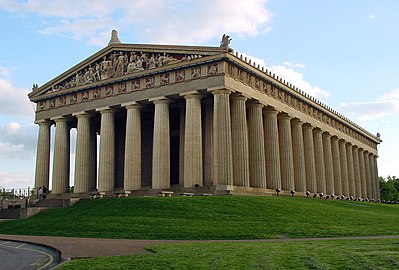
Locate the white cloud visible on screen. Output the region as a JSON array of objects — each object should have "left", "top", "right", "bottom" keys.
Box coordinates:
[
  {"left": 235, "top": 52, "right": 329, "bottom": 99},
  {"left": 0, "top": 79, "right": 34, "bottom": 118},
  {"left": 0, "top": 66, "right": 14, "bottom": 77},
  {"left": 0, "top": 122, "right": 38, "bottom": 159},
  {"left": 368, "top": 14, "right": 375, "bottom": 20},
  {"left": 339, "top": 88, "right": 399, "bottom": 121},
  {"left": 0, "top": 66, "right": 35, "bottom": 118},
  {"left": 268, "top": 64, "right": 329, "bottom": 99},
  {"left": 0, "top": 171, "right": 33, "bottom": 189},
  {"left": 283, "top": 61, "right": 306, "bottom": 68},
  {"left": 0, "top": 0, "right": 273, "bottom": 45}
]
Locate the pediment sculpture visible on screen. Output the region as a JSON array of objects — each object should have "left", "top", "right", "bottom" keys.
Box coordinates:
[{"left": 47, "top": 51, "right": 204, "bottom": 94}]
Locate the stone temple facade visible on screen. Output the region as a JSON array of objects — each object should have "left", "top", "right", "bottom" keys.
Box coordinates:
[{"left": 29, "top": 31, "right": 381, "bottom": 199}]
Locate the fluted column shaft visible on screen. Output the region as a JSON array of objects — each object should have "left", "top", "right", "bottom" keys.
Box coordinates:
[
  {"left": 346, "top": 144, "right": 355, "bottom": 197},
  {"left": 230, "top": 94, "right": 250, "bottom": 187},
  {"left": 52, "top": 117, "right": 70, "bottom": 194},
  {"left": 123, "top": 103, "right": 142, "bottom": 190},
  {"left": 264, "top": 108, "right": 282, "bottom": 190},
  {"left": 179, "top": 105, "right": 185, "bottom": 185},
  {"left": 34, "top": 120, "right": 52, "bottom": 189},
  {"left": 89, "top": 121, "right": 97, "bottom": 191},
  {"left": 303, "top": 124, "right": 317, "bottom": 193},
  {"left": 364, "top": 151, "right": 372, "bottom": 199},
  {"left": 98, "top": 108, "right": 115, "bottom": 192},
  {"left": 204, "top": 100, "right": 213, "bottom": 185},
  {"left": 323, "top": 133, "right": 334, "bottom": 195},
  {"left": 359, "top": 149, "right": 367, "bottom": 198},
  {"left": 248, "top": 102, "right": 267, "bottom": 188},
  {"left": 331, "top": 137, "right": 342, "bottom": 196},
  {"left": 346, "top": 143, "right": 356, "bottom": 197},
  {"left": 339, "top": 140, "right": 349, "bottom": 197},
  {"left": 313, "top": 128, "right": 326, "bottom": 193},
  {"left": 183, "top": 93, "right": 203, "bottom": 187},
  {"left": 291, "top": 119, "right": 306, "bottom": 192},
  {"left": 278, "top": 114, "right": 294, "bottom": 191},
  {"left": 212, "top": 89, "right": 233, "bottom": 185},
  {"left": 353, "top": 146, "right": 361, "bottom": 197},
  {"left": 74, "top": 113, "right": 94, "bottom": 193},
  {"left": 369, "top": 154, "right": 376, "bottom": 200},
  {"left": 373, "top": 156, "right": 380, "bottom": 200},
  {"left": 152, "top": 98, "right": 170, "bottom": 189}
]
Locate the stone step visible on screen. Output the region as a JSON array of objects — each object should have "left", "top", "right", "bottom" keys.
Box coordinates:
[{"left": 0, "top": 209, "right": 21, "bottom": 219}]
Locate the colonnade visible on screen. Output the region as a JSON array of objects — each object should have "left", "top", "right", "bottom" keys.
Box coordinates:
[{"left": 34, "top": 89, "right": 380, "bottom": 199}]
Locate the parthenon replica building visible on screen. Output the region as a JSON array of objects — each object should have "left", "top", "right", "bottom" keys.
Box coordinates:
[{"left": 29, "top": 31, "right": 381, "bottom": 199}]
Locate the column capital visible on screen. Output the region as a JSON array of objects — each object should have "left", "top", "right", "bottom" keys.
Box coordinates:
[
  {"left": 331, "top": 135, "right": 340, "bottom": 142},
  {"left": 50, "top": 116, "right": 69, "bottom": 123},
  {"left": 34, "top": 119, "right": 52, "bottom": 126},
  {"left": 230, "top": 92, "right": 249, "bottom": 101},
  {"left": 264, "top": 106, "right": 279, "bottom": 115},
  {"left": 121, "top": 101, "right": 143, "bottom": 109},
  {"left": 278, "top": 112, "right": 292, "bottom": 120},
  {"left": 149, "top": 96, "right": 171, "bottom": 104},
  {"left": 208, "top": 88, "right": 232, "bottom": 96},
  {"left": 72, "top": 111, "right": 94, "bottom": 118},
  {"left": 291, "top": 118, "right": 303, "bottom": 125},
  {"left": 247, "top": 100, "right": 264, "bottom": 108},
  {"left": 181, "top": 91, "right": 203, "bottom": 100},
  {"left": 96, "top": 106, "right": 117, "bottom": 113},
  {"left": 207, "top": 86, "right": 235, "bottom": 94},
  {"left": 303, "top": 123, "right": 313, "bottom": 129}
]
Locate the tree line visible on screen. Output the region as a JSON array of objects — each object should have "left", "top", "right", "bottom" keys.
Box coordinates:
[{"left": 379, "top": 176, "right": 399, "bottom": 202}]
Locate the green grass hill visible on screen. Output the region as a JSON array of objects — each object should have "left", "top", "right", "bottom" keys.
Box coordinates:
[{"left": 0, "top": 196, "right": 398, "bottom": 240}]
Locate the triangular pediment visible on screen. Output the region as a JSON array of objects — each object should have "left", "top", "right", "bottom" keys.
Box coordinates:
[{"left": 29, "top": 43, "right": 229, "bottom": 101}]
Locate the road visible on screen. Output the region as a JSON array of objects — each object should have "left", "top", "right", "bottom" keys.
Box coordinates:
[{"left": 0, "top": 240, "right": 61, "bottom": 270}]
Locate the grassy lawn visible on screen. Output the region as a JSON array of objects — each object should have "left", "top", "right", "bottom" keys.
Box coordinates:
[
  {"left": 58, "top": 238, "right": 399, "bottom": 269},
  {"left": 0, "top": 196, "right": 398, "bottom": 240}
]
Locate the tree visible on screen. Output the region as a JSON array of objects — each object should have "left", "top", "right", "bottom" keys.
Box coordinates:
[{"left": 379, "top": 176, "right": 399, "bottom": 201}]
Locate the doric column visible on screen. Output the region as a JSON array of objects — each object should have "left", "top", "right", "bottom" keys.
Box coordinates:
[
  {"left": 73, "top": 112, "right": 94, "bottom": 193},
  {"left": 51, "top": 117, "right": 70, "bottom": 194},
  {"left": 97, "top": 107, "right": 116, "bottom": 192},
  {"left": 278, "top": 113, "right": 294, "bottom": 191},
  {"left": 313, "top": 128, "right": 326, "bottom": 193},
  {"left": 179, "top": 104, "right": 185, "bottom": 185},
  {"left": 123, "top": 103, "right": 142, "bottom": 190},
  {"left": 346, "top": 143, "right": 355, "bottom": 197},
  {"left": 264, "top": 107, "right": 282, "bottom": 190},
  {"left": 303, "top": 124, "right": 317, "bottom": 193},
  {"left": 151, "top": 97, "right": 170, "bottom": 189},
  {"left": 230, "top": 94, "right": 250, "bottom": 187},
  {"left": 204, "top": 99, "right": 213, "bottom": 185},
  {"left": 291, "top": 119, "right": 306, "bottom": 193},
  {"left": 211, "top": 89, "right": 233, "bottom": 185},
  {"left": 182, "top": 92, "right": 203, "bottom": 187},
  {"left": 352, "top": 146, "right": 361, "bottom": 197},
  {"left": 369, "top": 154, "right": 376, "bottom": 200},
  {"left": 89, "top": 120, "right": 97, "bottom": 191},
  {"left": 248, "top": 101, "right": 267, "bottom": 188},
  {"left": 339, "top": 140, "right": 349, "bottom": 197},
  {"left": 358, "top": 149, "right": 367, "bottom": 198},
  {"left": 373, "top": 155, "right": 380, "bottom": 200},
  {"left": 364, "top": 151, "right": 372, "bottom": 199},
  {"left": 323, "top": 133, "right": 334, "bottom": 195},
  {"left": 331, "top": 136, "right": 342, "bottom": 196},
  {"left": 34, "top": 120, "right": 52, "bottom": 189}
]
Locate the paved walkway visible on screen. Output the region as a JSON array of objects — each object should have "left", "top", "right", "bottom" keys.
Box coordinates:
[{"left": 1, "top": 234, "right": 398, "bottom": 259}]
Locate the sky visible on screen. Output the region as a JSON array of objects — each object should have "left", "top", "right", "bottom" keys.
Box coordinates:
[{"left": 0, "top": 0, "right": 398, "bottom": 189}]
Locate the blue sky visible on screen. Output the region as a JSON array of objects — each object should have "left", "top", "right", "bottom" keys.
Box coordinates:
[{"left": 0, "top": 0, "right": 398, "bottom": 189}]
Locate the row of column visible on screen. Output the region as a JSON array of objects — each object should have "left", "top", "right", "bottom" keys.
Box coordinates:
[
  {"left": 210, "top": 90, "right": 380, "bottom": 199},
  {"left": 34, "top": 89, "right": 380, "bottom": 199}
]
